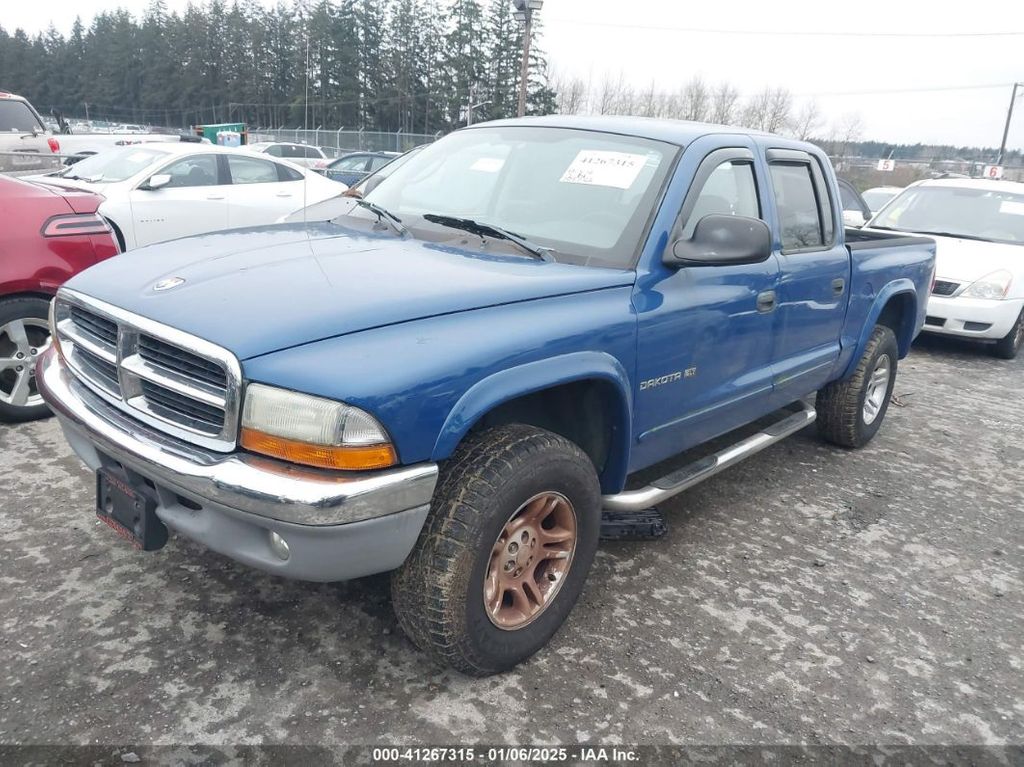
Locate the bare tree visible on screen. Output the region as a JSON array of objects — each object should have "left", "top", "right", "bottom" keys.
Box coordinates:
[
  {"left": 596, "top": 72, "right": 626, "bottom": 115},
  {"left": 831, "top": 111, "right": 865, "bottom": 158},
  {"left": 553, "top": 73, "right": 588, "bottom": 115},
  {"left": 680, "top": 76, "right": 710, "bottom": 122},
  {"left": 709, "top": 82, "right": 740, "bottom": 125},
  {"left": 740, "top": 87, "right": 792, "bottom": 133},
  {"left": 789, "top": 99, "right": 822, "bottom": 140}
]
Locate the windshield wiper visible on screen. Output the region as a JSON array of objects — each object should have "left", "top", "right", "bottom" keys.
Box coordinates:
[
  {"left": 422, "top": 214, "right": 554, "bottom": 261},
  {"left": 355, "top": 199, "right": 407, "bottom": 237}
]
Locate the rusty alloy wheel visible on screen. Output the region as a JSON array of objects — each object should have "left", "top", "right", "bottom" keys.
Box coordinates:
[{"left": 484, "top": 491, "right": 578, "bottom": 630}]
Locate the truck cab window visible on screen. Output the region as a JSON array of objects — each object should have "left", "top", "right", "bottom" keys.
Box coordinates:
[
  {"left": 770, "top": 162, "right": 824, "bottom": 251},
  {"left": 682, "top": 160, "right": 760, "bottom": 238}
]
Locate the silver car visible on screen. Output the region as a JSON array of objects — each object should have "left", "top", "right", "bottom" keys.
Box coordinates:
[{"left": 0, "top": 92, "right": 60, "bottom": 174}]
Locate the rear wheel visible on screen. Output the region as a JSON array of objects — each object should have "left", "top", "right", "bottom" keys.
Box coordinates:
[
  {"left": 991, "top": 309, "right": 1024, "bottom": 360},
  {"left": 391, "top": 424, "right": 601, "bottom": 676},
  {"left": 0, "top": 297, "right": 54, "bottom": 423},
  {"left": 816, "top": 325, "right": 898, "bottom": 448}
]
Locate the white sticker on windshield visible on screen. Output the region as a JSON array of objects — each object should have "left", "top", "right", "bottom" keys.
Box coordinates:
[
  {"left": 999, "top": 200, "right": 1024, "bottom": 215},
  {"left": 559, "top": 150, "right": 649, "bottom": 189},
  {"left": 470, "top": 157, "right": 505, "bottom": 173}
]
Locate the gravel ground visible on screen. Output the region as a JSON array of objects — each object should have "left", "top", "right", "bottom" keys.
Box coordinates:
[{"left": 0, "top": 334, "right": 1021, "bottom": 754}]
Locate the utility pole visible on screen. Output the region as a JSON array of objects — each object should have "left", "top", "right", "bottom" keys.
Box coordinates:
[
  {"left": 513, "top": 1, "right": 544, "bottom": 118},
  {"left": 997, "top": 82, "right": 1022, "bottom": 166},
  {"left": 467, "top": 83, "right": 477, "bottom": 126}
]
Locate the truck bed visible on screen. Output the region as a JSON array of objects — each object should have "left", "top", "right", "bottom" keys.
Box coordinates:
[{"left": 845, "top": 226, "right": 934, "bottom": 251}]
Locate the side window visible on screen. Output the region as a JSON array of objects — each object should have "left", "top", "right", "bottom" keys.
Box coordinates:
[
  {"left": 681, "top": 160, "right": 760, "bottom": 238},
  {"left": 838, "top": 181, "right": 859, "bottom": 212},
  {"left": 303, "top": 146, "right": 322, "bottom": 159},
  {"left": 769, "top": 163, "right": 824, "bottom": 251},
  {"left": 264, "top": 145, "right": 284, "bottom": 157},
  {"left": 160, "top": 155, "right": 219, "bottom": 187},
  {"left": 277, "top": 163, "right": 304, "bottom": 182},
  {"left": 227, "top": 155, "right": 280, "bottom": 184},
  {"left": 332, "top": 155, "right": 369, "bottom": 171},
  {"left": 368, "top": 155, "right": 393, "bottom": 172}
]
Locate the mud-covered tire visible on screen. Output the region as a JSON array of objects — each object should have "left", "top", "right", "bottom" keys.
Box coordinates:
[
  {"left": 391, "top": 424, "right": 601, "bottom": 676},
  {"left": 816, "top": 325, "right": 899, "bottom": 448},
  {"left": 991, "top": 309, "right": 1024, "bottom": 360},
  {"left": 0, "top": 296, "right": 53, "bottom": 423}
]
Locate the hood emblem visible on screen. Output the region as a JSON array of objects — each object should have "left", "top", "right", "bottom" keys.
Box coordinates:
[{"left": 153, "top": 277, "right": 185, "bottom": 292}]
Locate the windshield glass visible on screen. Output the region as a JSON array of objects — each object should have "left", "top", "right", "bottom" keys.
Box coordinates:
[
  {"left": 0, "top": 100, "right": 44, "bottom": 133},
  {"left": 863, "top": 189, "right": 898, "bottom": 210},
  {"left": 872, "top": 185, "right": 1024, "bottom": 244},
  {"left": 361, "top": 126, "right": 678, "bottom": 267},
  {"left": 63, "top": 146, "right": 169, "bottom": 182}
]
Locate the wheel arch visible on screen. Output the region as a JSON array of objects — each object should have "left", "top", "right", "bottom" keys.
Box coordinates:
[
  {"left": 431, "top": 352, "right": 634, "bottom": 494},
  {"left": 841, "top": 281, "right": 918, "bottom": 379}
]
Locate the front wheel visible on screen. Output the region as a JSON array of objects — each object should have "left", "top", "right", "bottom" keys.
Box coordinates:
[
  {"left": 816, "top": 324, "right": 899, "bottom": 448},
  {"left": 991, "top": 309, "right": 1024, "bottom": 360},
  {"left": 391, "top": 424, "right": 601, "bottom": 676},
  {"left": 0, "top": 296, "right": 54, "bottom": 423}
]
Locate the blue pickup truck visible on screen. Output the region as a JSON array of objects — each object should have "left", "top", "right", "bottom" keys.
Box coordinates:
[{"left": 38, "top": 116, "right": 935, "bottom": 675}]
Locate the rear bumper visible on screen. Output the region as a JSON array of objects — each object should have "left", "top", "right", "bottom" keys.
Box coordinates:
[
  {"left": 38, "top": 347, "right": 438, "bottom": 581},
  {"left": 924, "top": 295, "right": 1023, "bottom": 340}
]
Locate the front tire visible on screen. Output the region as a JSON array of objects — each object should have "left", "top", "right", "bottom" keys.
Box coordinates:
[
  {"left": 991, "top": 309, "right": 1024, "bottom": 360},
  {"left": 391, "top": 424, "right": 601, "bottom": 676},
  {"left": 816, "top": 325, "right": 899, "bottom": 448},
  {"left": 0, "top": 296, "right": 54, "bottom": 423}
]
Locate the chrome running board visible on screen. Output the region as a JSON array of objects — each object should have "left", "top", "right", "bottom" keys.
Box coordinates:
[{"left": 602, "top": 401, "right": 817, "bottom": 513}]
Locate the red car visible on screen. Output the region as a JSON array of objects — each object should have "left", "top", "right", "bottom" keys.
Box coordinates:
[{"left": 0, "top": 174, "right": 119, "bottom": 422}]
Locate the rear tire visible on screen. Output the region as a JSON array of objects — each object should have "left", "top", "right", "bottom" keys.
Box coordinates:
[
  {"left": 0, "top": 296, "right": 54, "bottom": 423},
  {"left": 991, "top": 309, "right": 1024, "bottom": 360},
  {"left": 391, "top": 424, "right": 601, "bottom": 676},
  {"left": 816, "top": 325, "right": 898, "bottom": 448}
]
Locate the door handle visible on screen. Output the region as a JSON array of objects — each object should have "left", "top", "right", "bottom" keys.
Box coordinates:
[
  {"left": 757, "top": 290, "right": 776, "bottom": 313},
  {"left": 206, "top": 194, "right": 225, "bottom": 200},
  {"left": 275, "top": 192, "right": 293, "bottom": 198},
  {"left": 832, "top": 278, "right": 846, "bottom": 296}
]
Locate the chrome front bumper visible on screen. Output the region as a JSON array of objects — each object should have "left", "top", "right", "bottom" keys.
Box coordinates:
[{"left": 37, "top": 347, "right": 438, "bottom": 527}]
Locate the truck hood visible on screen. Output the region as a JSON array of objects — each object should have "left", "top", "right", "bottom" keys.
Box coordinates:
[{"left": 64, "top": 223, "right": 635, "bottom": 360}]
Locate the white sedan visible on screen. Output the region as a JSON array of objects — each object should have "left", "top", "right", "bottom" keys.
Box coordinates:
[
  {"left": 29, "top": 143, "right": 346, "bottom": 249},
  {"left": 866, "top": 178, "right": 1024, "bottom": 358}
]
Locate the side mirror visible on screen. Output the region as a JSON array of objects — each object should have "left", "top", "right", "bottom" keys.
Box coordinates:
[
  {"left": 143, "top": 174, "right": 171, "bottom": 190},
  {"left": 667, "top": 214, "right": 772, "bottom": 267}
]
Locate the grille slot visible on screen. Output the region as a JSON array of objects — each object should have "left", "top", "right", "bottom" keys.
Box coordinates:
[
  {"left": 932, "top": 280, "right": 959, "bottom": 297},
  {"left": 55, "top": 294, "right": 240, "bottom": 451},
  {"left": 138, "top": 335, "right": 228, "bottom": 390},
  {"left": 139, "top": 380, "right": 225, "bottom": 434}
]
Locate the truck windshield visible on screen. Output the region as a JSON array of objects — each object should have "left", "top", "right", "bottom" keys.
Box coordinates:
[
  {"left": 361, "top": 126, "right": 678, "bottom": 267},
  {"left": 60, "top": 146, "right": 168, "bottom": 182},
  {"left": 872, "top": 185, "right": 1024, "bottom": 245},
  {"left": 0, "top": 100, "right": 44, "bottom": 133}
]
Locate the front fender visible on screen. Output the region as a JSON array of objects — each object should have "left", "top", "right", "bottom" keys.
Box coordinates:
[
  {"left": 432, "top": 351, "right": 634, "bottom": 491},
  {"left": 840, "top": 279, "right": 918, "bottom": 379}
]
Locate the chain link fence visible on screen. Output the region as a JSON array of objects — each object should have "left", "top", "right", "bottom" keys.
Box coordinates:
[{"left": 247, "top": 128, "right": 441, "bottom": 157}]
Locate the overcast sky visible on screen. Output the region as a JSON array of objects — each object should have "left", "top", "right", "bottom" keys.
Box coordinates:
[{"left": 5, "top": 0, "right": 1023, "bottom": 150}]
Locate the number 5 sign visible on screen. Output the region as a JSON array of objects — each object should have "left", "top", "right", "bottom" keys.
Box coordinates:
[
  {"left": 983, "top": 165, "right": 1004, "bottom": 179},
  {"left": 876, "top": 158, "right": 895, "bottom": 172}
]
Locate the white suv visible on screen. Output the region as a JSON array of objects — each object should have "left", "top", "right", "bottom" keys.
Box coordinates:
[{"left": 0, "top": 91, "right": 60, "bottom": 174}]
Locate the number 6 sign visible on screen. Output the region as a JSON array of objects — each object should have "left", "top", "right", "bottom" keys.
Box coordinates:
[{"left": 983, "top": 165, "right": 1004, "bottom": 179}]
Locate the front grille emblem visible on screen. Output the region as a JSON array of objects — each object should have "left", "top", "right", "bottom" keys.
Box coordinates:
[{"left": 153, "top": 277, "right": 185, "bottom": 292}]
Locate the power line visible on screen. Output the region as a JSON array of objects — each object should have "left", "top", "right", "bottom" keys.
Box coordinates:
[{"left": 543, "top": 18, "right": 1024, "bottom": 38}]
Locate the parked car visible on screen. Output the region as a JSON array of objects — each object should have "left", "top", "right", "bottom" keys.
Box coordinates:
[
  {"left": 38, "top": 116, "right": 934, "bottom": 675},
  {"left": 279, "top": 145, "right": 425, "bottom": 222},
  {"left": 247, "top": 141, "right": 329, "bottom": 169},
  {"left": 0, "top": 175, "right": 118, "bottom": 422},
  {"left": 320, "top": 151, "right": 401, "bottom": 186},
  {"left": 862, "top": 186, "right": 903, "bottom": 214},
  {"left": 867, "top": 178, "right": 1024, "bottom": 358},
  {"left": 27, "top": 143, "right": 345, "bottom": 250},
  {"left": 0, "top": 91, "right": 60, "bottom": 174},
  {"left": 837, "top": 178, "right": 874, "bottom": 227}
]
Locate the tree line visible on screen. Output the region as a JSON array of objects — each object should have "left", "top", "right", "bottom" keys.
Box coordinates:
[{"left": 0, "top": 0, "right": 556, "bottom": 133}]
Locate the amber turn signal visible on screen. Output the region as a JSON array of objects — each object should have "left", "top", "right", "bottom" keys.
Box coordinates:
[{"left": 240, "top": 428, "right": 397, "bottom": 471}]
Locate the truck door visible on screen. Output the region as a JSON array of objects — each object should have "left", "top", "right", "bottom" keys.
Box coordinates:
[
  {"left": 763, "top": 149, "right": 850, "bottom": 406},
  {"left": 632, "top": 143, "right": 781, "bottom": 469}
]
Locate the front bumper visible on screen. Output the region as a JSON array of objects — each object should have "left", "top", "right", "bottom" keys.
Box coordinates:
[
  {"left": 37, "top": 347, "right": 438, "bottom": 581},
  {"left": 924, "top": 295, "right": 1024, "bottom": 340}
]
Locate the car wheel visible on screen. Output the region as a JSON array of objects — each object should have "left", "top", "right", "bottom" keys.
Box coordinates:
[
  {"left": 815, "top": 324, "right": 899, "bottom": 448},
  {"left": 391, "top": 423, "right": 601, "bottom": 676},
  {"left": 0, "top": 296, "right": 54, "bottom": 423},
  {"left": 991, "top": 309, "right": 1024, "bottom": 360}
]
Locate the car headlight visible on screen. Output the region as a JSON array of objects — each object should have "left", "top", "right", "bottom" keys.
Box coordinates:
[
  {"left": 240, "top": 383, "right": 397, "bottom": 471},
  {"left": 961, "top": 270, "right": 1013, "bottom": 300}
]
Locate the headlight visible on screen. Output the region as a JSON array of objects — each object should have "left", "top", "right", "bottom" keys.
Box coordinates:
[
  {"left": 961, "top": 270, "right": 1013, "bottom": 300},
  {"left": 240, "top": 383, "right": 397, "bottom": 471}
]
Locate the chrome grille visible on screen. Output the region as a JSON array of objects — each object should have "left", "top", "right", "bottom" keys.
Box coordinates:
[
  {"left": 54, "top": 291, "right": 242, "bottom": 451},
  {"left": 932, "top": 280, "right": 960, "bottom": 296}
]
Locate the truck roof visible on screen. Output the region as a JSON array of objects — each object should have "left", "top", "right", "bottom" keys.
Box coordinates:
[{"left": 471, "top": 114, "right": 774, "bottom": 147}]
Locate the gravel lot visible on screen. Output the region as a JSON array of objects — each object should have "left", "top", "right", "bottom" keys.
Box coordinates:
[{"left": 1, "top": 334, "right": 1021, "bottom": 753}]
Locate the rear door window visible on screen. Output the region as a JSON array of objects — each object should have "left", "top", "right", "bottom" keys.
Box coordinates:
[
  {"left": 769, "top": 163, "right": 825, "bottom": 251},
  {"left": 227, "top": 155, "right": 281, "bottom": 184},
  {"left": 0, "top": 100, "right": 44, "bottom": 133}
]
